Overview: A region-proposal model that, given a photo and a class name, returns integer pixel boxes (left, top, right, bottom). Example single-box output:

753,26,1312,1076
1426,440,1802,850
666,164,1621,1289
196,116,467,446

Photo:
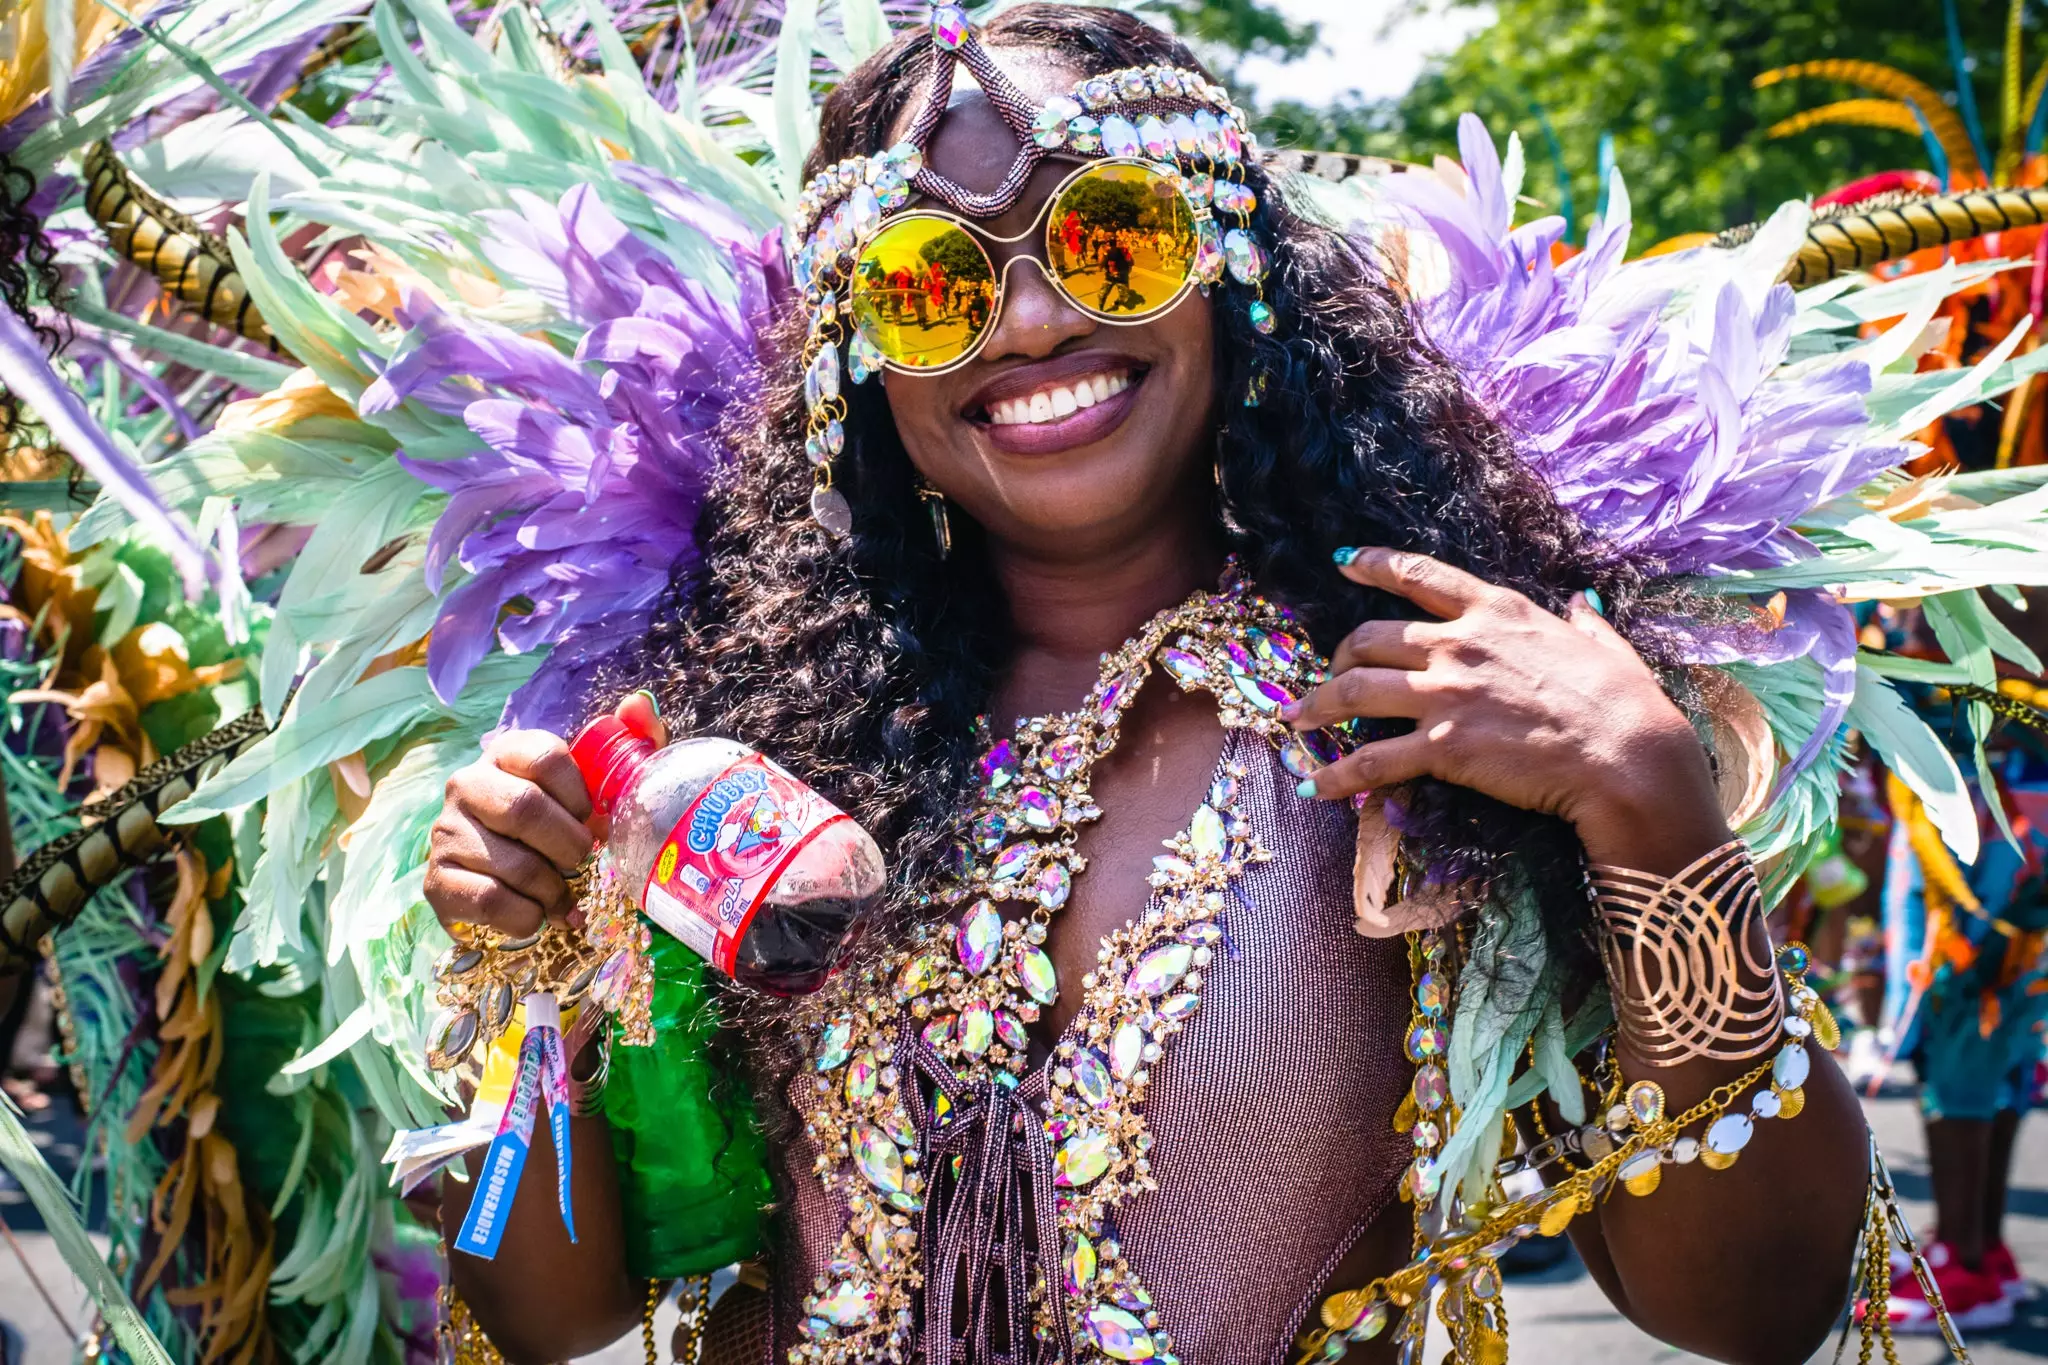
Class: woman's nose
979,255,1095,361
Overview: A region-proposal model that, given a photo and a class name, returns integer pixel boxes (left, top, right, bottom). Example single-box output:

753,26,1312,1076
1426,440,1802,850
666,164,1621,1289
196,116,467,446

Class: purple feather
379,170,780,728
1382,115,1913,783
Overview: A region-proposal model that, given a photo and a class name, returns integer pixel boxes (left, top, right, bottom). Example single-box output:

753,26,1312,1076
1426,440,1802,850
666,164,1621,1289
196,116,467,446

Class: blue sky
1236,0,1494,105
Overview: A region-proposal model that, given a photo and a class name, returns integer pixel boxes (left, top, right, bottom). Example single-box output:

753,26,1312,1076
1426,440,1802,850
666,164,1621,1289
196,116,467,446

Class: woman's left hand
1284,547,1731,875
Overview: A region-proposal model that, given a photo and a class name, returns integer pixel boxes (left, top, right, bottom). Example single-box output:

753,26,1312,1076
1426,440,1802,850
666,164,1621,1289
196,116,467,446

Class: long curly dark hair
610,4,1695,1008
0,149,66,443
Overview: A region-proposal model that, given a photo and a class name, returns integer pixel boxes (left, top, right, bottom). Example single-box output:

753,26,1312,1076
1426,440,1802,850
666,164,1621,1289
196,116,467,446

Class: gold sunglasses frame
845,156,1209,377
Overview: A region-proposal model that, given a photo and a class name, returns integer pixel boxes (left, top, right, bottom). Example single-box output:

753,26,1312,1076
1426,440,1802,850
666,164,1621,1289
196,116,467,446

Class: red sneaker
1863,1241,2015,1334
1983,1243,2028,1305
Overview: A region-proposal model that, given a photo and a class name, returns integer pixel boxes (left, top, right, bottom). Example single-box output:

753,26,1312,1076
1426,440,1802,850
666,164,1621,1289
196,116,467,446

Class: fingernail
633,688,661,713
1333,547,1360,566
1583,588,1605,617
1279,701,1301,721
1296,779,1318,798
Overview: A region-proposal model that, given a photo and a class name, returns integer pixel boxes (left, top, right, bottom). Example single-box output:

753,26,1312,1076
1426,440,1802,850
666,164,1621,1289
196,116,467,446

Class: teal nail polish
1296,779,1318,798
1333,547,1359,566
1583,588,1605,617
633,687,662,714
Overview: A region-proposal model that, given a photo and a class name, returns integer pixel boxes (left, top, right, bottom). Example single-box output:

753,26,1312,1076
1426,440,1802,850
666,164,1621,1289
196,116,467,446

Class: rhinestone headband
793,2,1276,537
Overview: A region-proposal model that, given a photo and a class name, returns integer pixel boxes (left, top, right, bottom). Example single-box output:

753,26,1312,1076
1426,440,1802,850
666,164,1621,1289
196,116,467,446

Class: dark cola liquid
731,893,875,995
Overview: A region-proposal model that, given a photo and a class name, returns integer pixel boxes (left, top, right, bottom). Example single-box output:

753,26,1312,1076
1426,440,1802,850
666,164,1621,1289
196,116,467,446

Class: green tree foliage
1257,0,2014,245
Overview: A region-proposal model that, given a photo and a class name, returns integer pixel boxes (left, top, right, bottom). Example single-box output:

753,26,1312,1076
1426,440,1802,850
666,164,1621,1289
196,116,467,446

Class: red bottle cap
568,715,657,817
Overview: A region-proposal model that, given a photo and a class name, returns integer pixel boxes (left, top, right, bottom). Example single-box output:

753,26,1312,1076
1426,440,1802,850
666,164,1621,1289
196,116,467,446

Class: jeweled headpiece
793,2,1274,536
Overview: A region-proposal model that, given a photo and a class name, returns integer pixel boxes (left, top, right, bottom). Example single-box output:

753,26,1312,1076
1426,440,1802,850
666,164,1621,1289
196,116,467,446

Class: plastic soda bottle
569,718,884,994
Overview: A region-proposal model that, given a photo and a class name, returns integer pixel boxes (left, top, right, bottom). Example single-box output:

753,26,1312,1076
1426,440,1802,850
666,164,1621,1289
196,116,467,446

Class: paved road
6,1090,2044,1364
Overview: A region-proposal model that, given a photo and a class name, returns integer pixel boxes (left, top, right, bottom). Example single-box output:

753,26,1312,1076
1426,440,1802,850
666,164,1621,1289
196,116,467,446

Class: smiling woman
415,7,1998,1365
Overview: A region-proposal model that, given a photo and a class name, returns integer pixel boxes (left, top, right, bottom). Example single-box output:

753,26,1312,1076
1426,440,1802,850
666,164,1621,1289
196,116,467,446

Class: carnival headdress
791,2,1272,535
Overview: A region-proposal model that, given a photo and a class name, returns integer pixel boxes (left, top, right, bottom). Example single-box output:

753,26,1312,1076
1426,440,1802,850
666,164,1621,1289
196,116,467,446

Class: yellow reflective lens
849,216,997,370
1045,162,1197,318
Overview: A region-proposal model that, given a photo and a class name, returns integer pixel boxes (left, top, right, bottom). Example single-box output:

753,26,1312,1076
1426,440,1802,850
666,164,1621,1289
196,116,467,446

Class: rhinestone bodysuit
755,581,1414,1364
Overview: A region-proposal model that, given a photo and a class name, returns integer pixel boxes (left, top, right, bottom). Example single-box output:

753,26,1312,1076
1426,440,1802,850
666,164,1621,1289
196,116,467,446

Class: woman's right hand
425,730,597,937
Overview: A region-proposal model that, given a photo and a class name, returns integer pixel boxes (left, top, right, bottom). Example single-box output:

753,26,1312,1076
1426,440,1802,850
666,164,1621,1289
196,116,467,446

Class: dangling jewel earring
917,480,952,558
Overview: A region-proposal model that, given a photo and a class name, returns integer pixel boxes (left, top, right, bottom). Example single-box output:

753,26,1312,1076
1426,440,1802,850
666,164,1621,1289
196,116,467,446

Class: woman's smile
960,348,1149,455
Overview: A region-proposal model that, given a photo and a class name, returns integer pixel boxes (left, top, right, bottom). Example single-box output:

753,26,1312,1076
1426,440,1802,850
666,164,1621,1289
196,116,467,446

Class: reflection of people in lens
1059,207,1083,276
1097,239,1139,311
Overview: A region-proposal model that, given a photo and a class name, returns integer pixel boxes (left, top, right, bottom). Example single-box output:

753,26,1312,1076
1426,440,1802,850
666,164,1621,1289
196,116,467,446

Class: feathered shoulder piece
1354,114,2048,884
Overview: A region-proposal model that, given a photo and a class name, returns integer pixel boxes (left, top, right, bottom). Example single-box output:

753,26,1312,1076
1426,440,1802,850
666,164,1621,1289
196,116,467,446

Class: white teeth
984,370,1130,427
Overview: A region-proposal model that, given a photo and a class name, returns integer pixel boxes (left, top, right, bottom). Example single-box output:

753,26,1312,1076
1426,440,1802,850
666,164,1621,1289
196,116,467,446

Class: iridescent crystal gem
922,1014,955,1048
1041,734,1087,779
1056,1131,1116,1188
1100,115,1143,158
1071,1048,1113,1107
1179,921,1222,945
1279,729,1338,780
1160,647,1209,684
1128,943,1194,997
880,1106,917,1148
845,1050,878,1102
1626,1080,1665,1126
1706,1113,1754,1157
1189,803,1228,858
1223,638,1255,671
816,1279,877,1327
1151,854,1194,880
897,954,942,998
1015,946,1058,1004
930,3,969,48
854,1125,907,1193
1407,1024,1449,1061
957,901,1002,974
812,484,852,538
590,950,635,1010
1345,1300,1389,1341
1773,1043,1811,1091
1220,120,1244,159
992,844,1033,881
1778,943,1809,975
1153,68,1185,96
1137,115,1173,159
1413,1064,1448,1112
995,1010,1028,1050
1214,181,1255,216
1065,1233,1099,1294
886,141,924,177
1031,106,1070,150
1083,1305,1155,1360
1232,673,1293,712
1159,992,1200,1021
1193,110,1226,158
981,739,1019,790
847,183,881,237
1079,76,1115,109
1097,675,1130,714
973,812,1007,853
1034,863,1072,909
1404,1154,1441,1201
1411,1119,1440,1149
1415,972,1446,1013
1248,300,1275,334
1192,220,1225,285
804,343,841,408
1224,227,1267,285
816,1019,853,1071
867,1220,894,1268
1209,772,1240,807
959,1001,994,1055
1116,69,1152,99
1167,113,1201,155
1110,1021,1145,1080
1066,114,1103,154
848,331,886,387
1016,786,1062,830
1264,629,1301,663
1187,171,1215,205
